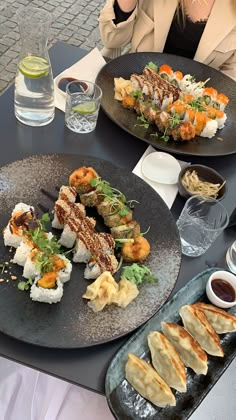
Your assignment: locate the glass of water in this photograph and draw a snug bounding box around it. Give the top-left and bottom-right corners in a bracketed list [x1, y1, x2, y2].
[65, 80, 102, 133]
[176, 195, 229, 257]
[226, 240, 236, 274]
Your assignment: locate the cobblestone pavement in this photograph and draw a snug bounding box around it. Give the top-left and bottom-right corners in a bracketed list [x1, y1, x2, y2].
[0, 0, 104, 94]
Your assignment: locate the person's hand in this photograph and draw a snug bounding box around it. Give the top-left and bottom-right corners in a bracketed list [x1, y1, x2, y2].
[117, 0, 137, 13]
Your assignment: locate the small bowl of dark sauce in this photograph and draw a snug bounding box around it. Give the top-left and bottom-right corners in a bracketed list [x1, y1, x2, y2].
[206, 270, 236, 308]
[55, 75, 88, 98]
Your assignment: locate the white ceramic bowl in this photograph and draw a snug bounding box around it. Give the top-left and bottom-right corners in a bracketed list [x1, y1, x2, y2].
[206, 270, 236, 308]
[141, 152, 181, 185]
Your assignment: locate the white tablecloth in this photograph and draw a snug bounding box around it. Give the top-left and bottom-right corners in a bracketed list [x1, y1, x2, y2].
[0, 356, 235, 420]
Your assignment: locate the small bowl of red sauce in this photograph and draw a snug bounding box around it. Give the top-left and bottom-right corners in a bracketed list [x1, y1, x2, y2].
[206, 270, 236, 308]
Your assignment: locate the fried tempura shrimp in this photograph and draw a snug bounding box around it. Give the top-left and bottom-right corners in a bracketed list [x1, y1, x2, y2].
[122, 236, 151, 262]
[69, 167, 98, 194]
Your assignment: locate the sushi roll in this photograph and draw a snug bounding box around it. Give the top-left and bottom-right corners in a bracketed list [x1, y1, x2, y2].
[79, 190, 99, 207]
[158, 64, 173, 81]
[11, 202, 34, 216]
[203, 87, 218, 105]
[12, 239, 34, 267]
[73, 235, 91, 263]
[59, 211, 96, 248]
[3, 203, 35, 248]
[170, 70, 183, 87]
[23, 249, 41, 279]
[171, 121, 196, 142]
[73, 231, 115, 263]
[111, 221, 141, 239]
[58, 185, 77, 203]
[59, 223, 77, 248]
[167, 100, 187, 118]
[96, 199, 124, 218]
[55, 254, 72, 283]
[103, 208, 133, 228]
[142, 80, 155, 99]
[160, 94, 174, 111]
[200, 118, 218, 138]
[212, 93, 229, 111]
[12, 232, 54, 268]
[69, 166, 99, 194]
[184, 108, 196, 124]
[206, 107, 227, 129]
[52, 199, 72, 229]
[30, 276, 63, 304]
[84, 254, 118, 280]
[130, 74, 145, 90]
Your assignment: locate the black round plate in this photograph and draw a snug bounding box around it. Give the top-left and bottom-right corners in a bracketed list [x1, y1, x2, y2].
[0, 154, 181, 348]
[96, 52, 236, 156]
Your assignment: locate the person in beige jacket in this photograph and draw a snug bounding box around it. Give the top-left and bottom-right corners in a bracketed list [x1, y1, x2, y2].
[99, 0, 236, 80]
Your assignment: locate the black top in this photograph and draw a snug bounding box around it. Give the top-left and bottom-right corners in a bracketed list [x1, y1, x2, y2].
[164, 13, 206, 59]
[113, 1, 206, 59]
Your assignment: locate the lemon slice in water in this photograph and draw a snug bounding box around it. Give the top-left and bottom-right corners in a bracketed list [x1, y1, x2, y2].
[18, 56, 50, 78]
[73, 101, 97, 115]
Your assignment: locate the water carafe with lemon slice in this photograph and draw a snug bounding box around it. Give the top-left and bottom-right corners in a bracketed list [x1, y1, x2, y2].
[14, 7, 54, 126]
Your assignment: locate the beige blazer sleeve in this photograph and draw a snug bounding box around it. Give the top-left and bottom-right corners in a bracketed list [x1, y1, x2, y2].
[221, 51, 236, 80]
[98, 0, 138, 49]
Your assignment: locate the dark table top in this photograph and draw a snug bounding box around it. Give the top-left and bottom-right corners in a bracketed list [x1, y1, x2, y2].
[0, 42, 235, 395]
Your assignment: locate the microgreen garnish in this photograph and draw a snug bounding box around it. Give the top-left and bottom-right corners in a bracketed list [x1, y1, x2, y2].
[188, 98, 206, 111]
[135, 114, 149, 129]
[145, 61, 158, 72]
[90, 178, 129, 216]
[17, 277, 33, 291]
[24, 213, 61, 274]
[161, 112, 181, 143]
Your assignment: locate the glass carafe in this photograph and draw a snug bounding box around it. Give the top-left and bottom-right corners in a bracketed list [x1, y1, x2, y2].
[14, 7, 55, 126]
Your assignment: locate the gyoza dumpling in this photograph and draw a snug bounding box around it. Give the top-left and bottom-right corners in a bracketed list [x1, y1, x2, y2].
[161, 322, 208, 375]
[179, 305, 224, 357]
[192, 302, 236, 334]
[125, 353, 176, 408]
[148, 331, 187, 392]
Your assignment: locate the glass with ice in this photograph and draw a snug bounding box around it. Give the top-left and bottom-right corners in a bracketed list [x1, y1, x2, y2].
[65, 80, 102, 133]
[176, 195, 229, 257]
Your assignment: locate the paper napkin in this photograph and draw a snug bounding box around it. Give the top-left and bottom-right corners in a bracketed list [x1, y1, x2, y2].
[54, 47, 106, 112]
[133, 146, 189, 209]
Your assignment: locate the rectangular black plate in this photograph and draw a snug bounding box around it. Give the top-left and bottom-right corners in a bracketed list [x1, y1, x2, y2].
[105, 268, 236, 420]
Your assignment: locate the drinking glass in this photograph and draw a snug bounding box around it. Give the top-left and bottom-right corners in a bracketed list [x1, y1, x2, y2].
[65, 80, 102, 133]
[176, 195, 229, 257]
[226, 240, 236, 274]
